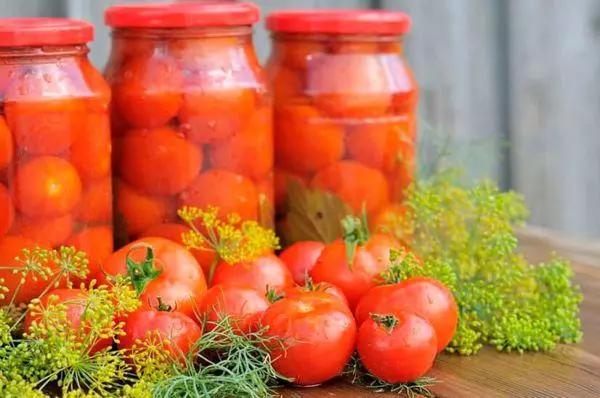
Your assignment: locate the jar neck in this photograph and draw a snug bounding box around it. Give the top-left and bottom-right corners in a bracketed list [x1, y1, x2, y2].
[111, 26, 253, 40]
[271, 32, 405, 53]
[0, 44, 89, 61]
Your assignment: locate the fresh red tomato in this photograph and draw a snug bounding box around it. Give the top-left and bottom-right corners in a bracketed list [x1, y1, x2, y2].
[211, 253, 294, 294]
[278, 241, 325, 285]
[24, 289, 113, 354]
[94, 237, 207, 319]
[197, 284, 269, 333]
[119, 305, 202, 362]
[310, 217, 399, 310]
[283, 281, 348, 308]
[354, 277, 458, 352]
[261, 291, 357, 386]
[357, 311, 437, 383]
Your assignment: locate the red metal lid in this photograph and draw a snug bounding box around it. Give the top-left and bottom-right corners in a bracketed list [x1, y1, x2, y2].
[0, 18, 94, 47]
[266, 10, 411, 35]
[105, 2, 260, 28]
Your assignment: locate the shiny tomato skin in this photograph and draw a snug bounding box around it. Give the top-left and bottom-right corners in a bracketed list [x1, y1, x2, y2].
[310, 234, 396, 311]
[94, 237, 207, 319]
[283, 281, 348, 308]
[197, 284, 269, 333]
[24, 288, 113, 354]
[357, 311, 437, 383]
[11, 214, 73, 248]
[278, 241, 325, 285]
[65, 226, 114, 282]
[119, 308, 202, 360]
[354, 277, 458, 352]
[0, 116, 14, 169]
[211, 253, 294, 294]
[76, 177, 112, 224]
[261, 291, 357, 386]
[0, 183, 15, 236]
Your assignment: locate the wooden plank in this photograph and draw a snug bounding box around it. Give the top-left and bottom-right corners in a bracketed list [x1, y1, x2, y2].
[282, 227, 600, 397]
[381, 0, 508, 186]
[508, 0, 600, 238]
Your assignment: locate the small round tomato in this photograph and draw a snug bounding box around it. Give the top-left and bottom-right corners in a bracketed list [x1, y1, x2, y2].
[311, 160, 389, 216]
[139, 223, 216, 279]
[310, 219, 398, 310]
[198, 284, 269, 333]
[119, 127, 203, 196]
[70, 114, 111, 185]
[169, 36, 240, 72]
[211, 253, 294, 294]
[357, 311, 437, 383]
[112, 54, 183, 129]
[274, 105, 344, 175]
[279, 241, 325, 285]
[179, 74, 256, 144]
[355, 277, 458, 352]
[14, 156, 82, 218]
[4, 67, 85, 155]
[0, 183, 15, 236]
[283, 281, 348, 308]
[274, 40, 325, 70]
[0, 236, 51, 305]
[0, 116, 14, 169]
[346, 121, 406, 173]
[255, 173, 275, 208]
[267, 63, 304, 100]
[208, 107, 273, 180]
[24, 288, 113, 354]
[95, 237, 207, 319]
[179, 170, 259, 223]
[11, 214, 73, 248]
[119, 306, 202, 362]
[116, 182, 176, 237]
[261, 291, 357, 386]
[65, 226, 114, 280]
[308, 54, 391, 118]
[76, 177, 112, 224]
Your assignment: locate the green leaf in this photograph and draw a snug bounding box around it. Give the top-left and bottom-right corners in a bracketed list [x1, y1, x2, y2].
[125, 245, 163, 298]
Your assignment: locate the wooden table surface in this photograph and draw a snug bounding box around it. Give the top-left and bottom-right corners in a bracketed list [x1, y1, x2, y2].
[281, 227, 600, 398]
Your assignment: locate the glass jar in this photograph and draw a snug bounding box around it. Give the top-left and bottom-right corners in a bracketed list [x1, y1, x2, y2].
[265, 10, 418, 245]
[0, 18, 113, 304]
[104, 2, 273, 255]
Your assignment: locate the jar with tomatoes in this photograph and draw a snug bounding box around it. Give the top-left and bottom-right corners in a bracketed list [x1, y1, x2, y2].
[0, 18, 113, 303]
[104, 2, 273, 246]
[265, 10, 418, 245]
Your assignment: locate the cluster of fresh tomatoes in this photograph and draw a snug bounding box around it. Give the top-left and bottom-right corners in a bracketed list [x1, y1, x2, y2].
[268, 37, 419, 233]
[0, 57, 115, 305]
[104, 35, 274, 242]
[22, 219, 457, 386]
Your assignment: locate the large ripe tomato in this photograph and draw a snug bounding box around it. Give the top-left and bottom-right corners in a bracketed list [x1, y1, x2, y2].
[278, 241, 326, 285]
[357, 311, 437, 383]
[119, 306, 202, 362]
[211, 253, 294, 294]
[354, 277, 459, 352]
[14, 156, 82, 218]
[24, 288, 113, 354]
[283, 281, 348, 308]
[261, 291, 357, 386]
[274, 104, 344, 175]
[197, 284, 269, 333]
[179, 169, 259, 223]
[119, 127, 203, 196]
[310, 222, 398, 310]
[94, 237, 207, 319]
[311, 160, 389, 217]
[139, 223, 216, 279]
[112, 54, 183, 129]
[0, 236, 52, 305]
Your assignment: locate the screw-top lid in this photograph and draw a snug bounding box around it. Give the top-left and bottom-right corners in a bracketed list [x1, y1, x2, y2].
[0, 18, 94, 47]
[266, 10, 411, 35]
[105, 1, 260, 28]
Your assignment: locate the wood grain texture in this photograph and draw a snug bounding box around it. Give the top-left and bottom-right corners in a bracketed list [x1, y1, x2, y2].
[507, 0, 600, 239]
[382, 0, 508, 186]
[280, 228, 600, 397]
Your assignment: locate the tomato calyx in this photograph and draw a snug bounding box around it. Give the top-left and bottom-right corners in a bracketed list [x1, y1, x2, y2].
[341, 210, 370, 269]
[266, 285, 285, 303]
[154, 296, 175, 312]
[125, 244, 163, 297]
[371, 313, 399, 333]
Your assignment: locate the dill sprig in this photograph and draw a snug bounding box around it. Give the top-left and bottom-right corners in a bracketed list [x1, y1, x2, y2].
[343, 353, 437, 397]
[152, 314, 289, 398]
